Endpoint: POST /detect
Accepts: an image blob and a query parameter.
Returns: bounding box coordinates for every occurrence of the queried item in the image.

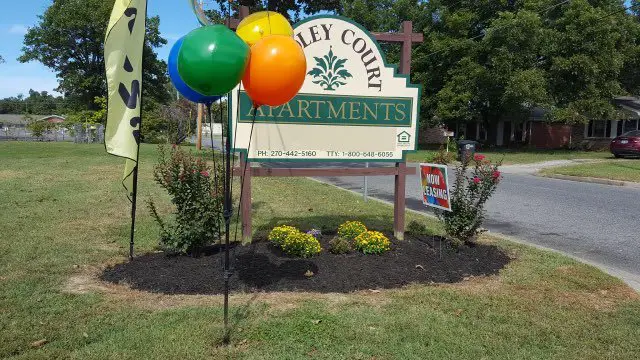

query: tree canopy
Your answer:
[19,0,170,111]
[0,90,67,115]
[408,0,640,127]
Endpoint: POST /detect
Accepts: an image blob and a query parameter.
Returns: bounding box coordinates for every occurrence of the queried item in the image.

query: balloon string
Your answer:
[267,1,271,36]
[232,107,257,244]
[207,101,222,243]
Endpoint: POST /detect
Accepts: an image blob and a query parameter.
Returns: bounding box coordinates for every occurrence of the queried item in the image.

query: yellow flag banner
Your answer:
[104,0,147,199]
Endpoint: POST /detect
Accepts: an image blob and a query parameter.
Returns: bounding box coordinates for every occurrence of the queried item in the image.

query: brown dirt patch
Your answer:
[0,169,22,180]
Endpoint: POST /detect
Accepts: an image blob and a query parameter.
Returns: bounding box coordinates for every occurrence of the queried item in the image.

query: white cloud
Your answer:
[9,24,28,35]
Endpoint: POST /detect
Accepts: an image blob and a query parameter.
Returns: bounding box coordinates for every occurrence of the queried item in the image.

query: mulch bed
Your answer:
[100,235,510,295]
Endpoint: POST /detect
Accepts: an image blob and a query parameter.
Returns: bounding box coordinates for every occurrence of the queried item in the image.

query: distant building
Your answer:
[419,97,640,149]
[0,114,66,128]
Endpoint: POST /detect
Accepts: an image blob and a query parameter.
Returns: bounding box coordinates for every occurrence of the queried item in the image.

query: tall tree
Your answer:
[205,0,341,22]
[412,0,640,130]
[19,0,170,111]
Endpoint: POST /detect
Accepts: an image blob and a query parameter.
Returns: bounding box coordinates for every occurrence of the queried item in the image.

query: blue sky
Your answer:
[0,0,207,98]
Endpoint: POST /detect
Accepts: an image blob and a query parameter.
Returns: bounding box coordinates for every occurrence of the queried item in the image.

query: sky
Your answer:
[0,0,207,98]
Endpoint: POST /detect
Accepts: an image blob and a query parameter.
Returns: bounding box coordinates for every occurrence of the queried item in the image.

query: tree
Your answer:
[204,0,341,22]
[19,0,170,111]
[411,0,640,132]
[27,119,55,140]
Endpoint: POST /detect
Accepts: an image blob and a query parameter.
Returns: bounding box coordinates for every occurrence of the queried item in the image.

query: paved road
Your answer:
[266,161,640,290]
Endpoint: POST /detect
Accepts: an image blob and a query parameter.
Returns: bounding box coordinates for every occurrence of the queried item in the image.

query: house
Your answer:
[420,96,640,149]
[0,114,66,129]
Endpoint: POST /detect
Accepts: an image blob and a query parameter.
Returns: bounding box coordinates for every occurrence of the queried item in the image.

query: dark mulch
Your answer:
[100,235,510,295]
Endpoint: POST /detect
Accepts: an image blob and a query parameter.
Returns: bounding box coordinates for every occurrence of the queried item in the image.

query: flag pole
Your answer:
[128,158,139,261]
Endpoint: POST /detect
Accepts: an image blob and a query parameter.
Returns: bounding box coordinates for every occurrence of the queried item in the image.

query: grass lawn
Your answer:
[1,142,639,359]
[407,148,613,165]
[540,160,640,183]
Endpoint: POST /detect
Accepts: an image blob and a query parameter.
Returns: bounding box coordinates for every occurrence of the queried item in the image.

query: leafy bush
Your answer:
[337,221,367,240]
[354,231,391,255]
[329,236,352,254]
[429,146,456,165]
[281,231,322,258]
[148,145,223,255]
[407,220,428,236]
[437,153,502,248]
[268,225,300,247]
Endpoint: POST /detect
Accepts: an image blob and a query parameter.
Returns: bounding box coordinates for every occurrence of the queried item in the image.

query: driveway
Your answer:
[265,161,640,290]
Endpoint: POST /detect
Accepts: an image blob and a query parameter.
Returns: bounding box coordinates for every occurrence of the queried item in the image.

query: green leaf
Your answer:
[333,58,347,71]
[307,68,323,77]
[336,69,352,79]
[313,56,327,72]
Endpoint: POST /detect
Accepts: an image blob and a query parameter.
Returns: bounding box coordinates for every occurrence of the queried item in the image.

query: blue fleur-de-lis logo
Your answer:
[307,46,352,91]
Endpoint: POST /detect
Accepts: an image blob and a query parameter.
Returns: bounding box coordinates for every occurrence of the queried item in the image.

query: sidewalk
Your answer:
[499,159,602,175]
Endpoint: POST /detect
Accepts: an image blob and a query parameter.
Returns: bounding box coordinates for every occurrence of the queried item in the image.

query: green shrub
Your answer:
[148,145,223,256]
[281,231,322,258]
[354,231,391,255]
[329,236,352,254]
[268,225,299,247]
[407,220,428,236]
[429,146,456,165]
[437,153,502,248]
[337,221,367,240]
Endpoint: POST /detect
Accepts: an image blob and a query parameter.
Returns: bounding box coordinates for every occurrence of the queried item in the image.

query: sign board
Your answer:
[419,163,451,211]
[229,15,421,162]
[444,131,454,137]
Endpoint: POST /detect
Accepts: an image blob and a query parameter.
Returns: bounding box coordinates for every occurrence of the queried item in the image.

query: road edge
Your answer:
[536,173,640,188]
[308,177,640,293]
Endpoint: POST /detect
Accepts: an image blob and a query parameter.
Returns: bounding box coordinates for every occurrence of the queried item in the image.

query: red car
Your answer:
[610,130,640,158]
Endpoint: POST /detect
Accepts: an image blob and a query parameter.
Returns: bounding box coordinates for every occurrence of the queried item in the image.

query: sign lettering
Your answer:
[230,15,421,162]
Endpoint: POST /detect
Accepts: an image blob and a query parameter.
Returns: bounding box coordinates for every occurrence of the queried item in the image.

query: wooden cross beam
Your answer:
[225,6,249,29]
[372,21,424,75]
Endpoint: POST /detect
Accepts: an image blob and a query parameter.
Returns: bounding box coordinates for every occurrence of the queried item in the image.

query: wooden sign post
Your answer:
[229,12,423,242]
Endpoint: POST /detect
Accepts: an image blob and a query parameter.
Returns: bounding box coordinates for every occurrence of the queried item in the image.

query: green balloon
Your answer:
[178,25,250,96]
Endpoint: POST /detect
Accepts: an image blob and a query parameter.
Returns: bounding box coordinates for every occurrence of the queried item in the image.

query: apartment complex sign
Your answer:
[230,15,421,161]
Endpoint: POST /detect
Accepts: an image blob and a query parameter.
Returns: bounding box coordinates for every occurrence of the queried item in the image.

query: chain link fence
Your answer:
[0,124,104,143]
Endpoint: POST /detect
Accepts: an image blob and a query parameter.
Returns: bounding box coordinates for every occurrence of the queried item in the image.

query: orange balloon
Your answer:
[242,35,307,107]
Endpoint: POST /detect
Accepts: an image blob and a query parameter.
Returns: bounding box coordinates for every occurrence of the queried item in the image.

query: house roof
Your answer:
[614,96,640,117]
[0,114,65,125]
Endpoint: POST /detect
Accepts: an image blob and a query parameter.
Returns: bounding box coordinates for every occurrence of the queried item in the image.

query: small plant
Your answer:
[354,231,391,255]
[281,231,322,258]
[268,225,299,247]
[329,236,352,254]
[337,221,367,240]
[148,145,223,256]
[437,153,502,248]
[306,229,322,239]
[407,220,428,236]
[429,146,456,165]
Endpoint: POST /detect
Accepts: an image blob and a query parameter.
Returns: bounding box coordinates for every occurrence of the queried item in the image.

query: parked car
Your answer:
[610,130,640,158]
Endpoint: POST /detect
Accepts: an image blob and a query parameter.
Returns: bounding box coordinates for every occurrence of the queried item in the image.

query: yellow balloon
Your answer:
[236,11,293,46]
